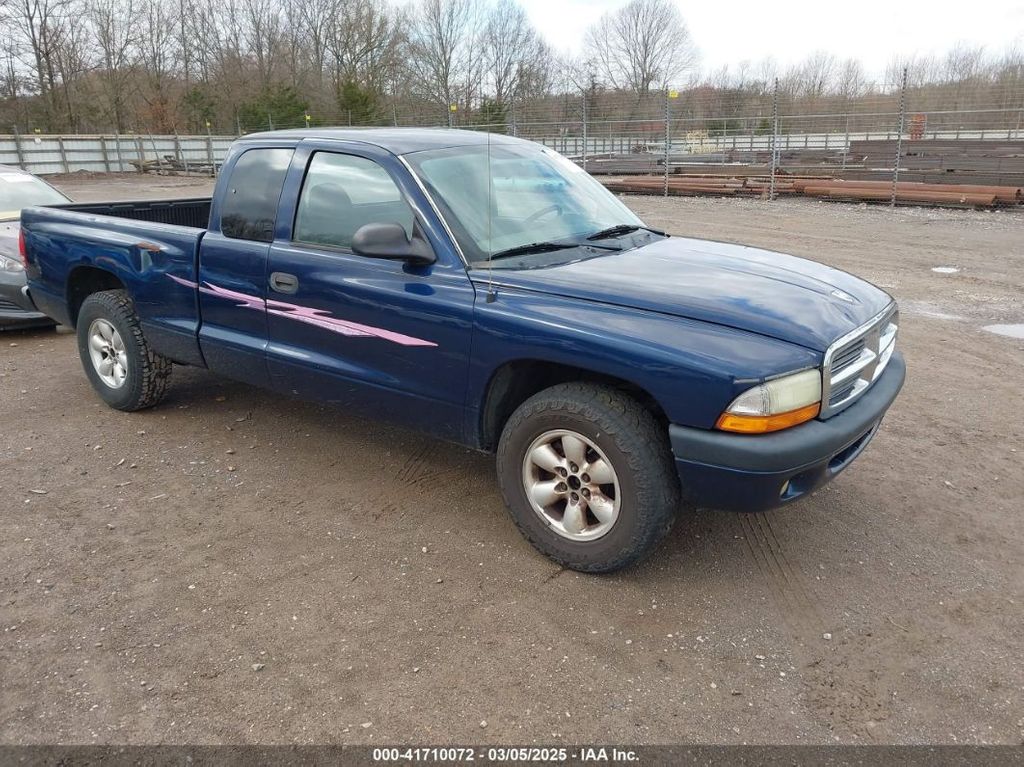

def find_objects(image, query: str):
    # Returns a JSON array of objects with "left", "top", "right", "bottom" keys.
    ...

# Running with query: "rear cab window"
[{"left": 220, "top": 148, "right": 293, "bottom": 242}]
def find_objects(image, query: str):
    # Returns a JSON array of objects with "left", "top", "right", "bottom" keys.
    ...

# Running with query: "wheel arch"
[
  {"left": 66, "top": 266, "right": 126, "bottom": 328},
  {"left": 477, "top": 358, "right": 670, "bottom": 452}
]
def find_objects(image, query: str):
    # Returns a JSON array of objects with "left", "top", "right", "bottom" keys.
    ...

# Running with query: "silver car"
[{"left": 0, "top": 165, "right": 70, "bottom": 329}]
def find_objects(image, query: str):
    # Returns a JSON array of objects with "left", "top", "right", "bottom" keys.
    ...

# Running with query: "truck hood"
[{"left": 477, "top": 237, "right": 893, "bottom": 352}]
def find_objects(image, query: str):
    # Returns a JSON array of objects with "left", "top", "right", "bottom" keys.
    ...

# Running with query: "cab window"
[
  {"left": 293, "top": 153, "right": 414, "bottom": 250},
  {"left": 220, "top": 148, "right": 293, "bottom": 242}
]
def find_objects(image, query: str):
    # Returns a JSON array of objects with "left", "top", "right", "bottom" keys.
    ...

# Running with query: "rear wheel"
[
  {"left": 76, "top": 289, "right": 171, "bottom": 411},
  {"left": 497, "top": 382, "right": 680, "bottom": 573}
]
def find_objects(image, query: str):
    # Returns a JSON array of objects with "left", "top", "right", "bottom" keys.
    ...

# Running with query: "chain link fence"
[{"left": 4, "top": 77, "right": 1023, "bottom": 206}]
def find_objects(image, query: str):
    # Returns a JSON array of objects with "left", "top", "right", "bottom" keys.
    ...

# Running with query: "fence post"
[
  {"left": 135, "top": 135, "right": 145, "bottom": 172},
  {"left": 581, "top": 95, "right": 588, "bottom": 171},
  {"left": 57, "top": 136, "right": 70, "bottom": 174},
  {"left": 12, "top": 126, "right": 26, "bottom": 170},
  {"left": 891, "top": 66, "right": 908, "bottom": 208},
  {"left": 663, "top": 89, "right": 670, "bottom": 197},
  {"left": 99, "top": 135, "right": 111, "bottom": 172},
  {"left": 769, "top": 78, "right": 779, "bottom": 201},
  {"left": 174, "top": 131, "right": 188, "bottom": 174},
  {"left": 842, "top": 114, "right": 850, "bottom": 172},
  {"left": 511, "top": 101, "right": 517, "bottom": 137},
  {"left": 206, "top": 123, "right": 215, "bottom": 176},
  {"left": 114, "top": 132, "right": 124, "bottom": 172}
]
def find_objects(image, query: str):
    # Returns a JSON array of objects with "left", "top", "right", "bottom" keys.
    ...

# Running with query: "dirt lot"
[{"left": 1, "top": 173, "right": 1022, "bottom": 745}]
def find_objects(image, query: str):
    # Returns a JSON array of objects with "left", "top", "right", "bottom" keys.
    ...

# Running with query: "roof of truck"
[{"left": 240, "top": 127, "right": 529, "bottom": 155}]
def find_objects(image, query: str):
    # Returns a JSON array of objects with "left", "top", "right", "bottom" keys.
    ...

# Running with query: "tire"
[
  {"left": 76, "top": 289, "right": 172, "bottom": 411},
  {"left": 497, "top": 382, "right": 680, "bottom": 573}
]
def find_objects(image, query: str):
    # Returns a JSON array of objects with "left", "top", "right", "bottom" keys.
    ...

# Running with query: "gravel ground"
[{"left": 1, "top": 173, "right": 1022, "bottom": 745}]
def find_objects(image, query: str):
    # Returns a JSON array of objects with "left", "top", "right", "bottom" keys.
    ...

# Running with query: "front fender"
[{"left": 468, "top": 286, "right": 822, "bottom": 432}]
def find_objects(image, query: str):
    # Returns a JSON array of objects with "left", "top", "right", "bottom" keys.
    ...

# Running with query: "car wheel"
[
  {"left": 497, "top": 382, "right": 680, "bottom": 573},
  {"left": 76, "top": 289, "right": 172, "bottom": 411}
]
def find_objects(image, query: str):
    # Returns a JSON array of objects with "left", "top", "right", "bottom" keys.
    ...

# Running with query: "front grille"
[
  {"left": 828, "top": 379, "right": 858, "bottom": 407},
  {"left": 830, "top": 338, "right": 866, "bottom": 374},
  {"left": 820, "top": 305, "right": 898, "bottom": 418}
]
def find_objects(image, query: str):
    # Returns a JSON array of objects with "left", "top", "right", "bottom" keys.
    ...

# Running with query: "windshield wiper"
[
  {"left": 586, "top": 224, "right": 666, "bottom": 241},
  {"left": 488, "top": 240, "right": 618, "bottom": 261}
]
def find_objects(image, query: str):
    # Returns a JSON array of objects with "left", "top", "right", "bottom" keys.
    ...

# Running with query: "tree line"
[{"left": 0, "top": 0, "right": 1021, "bottom": 135}]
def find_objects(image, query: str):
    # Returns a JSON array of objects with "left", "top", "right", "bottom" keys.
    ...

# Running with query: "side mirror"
[{"left": 351, "top": 222, "right": 436, "bottom": 265}]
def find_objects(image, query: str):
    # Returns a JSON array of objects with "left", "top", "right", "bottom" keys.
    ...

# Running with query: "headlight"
[
  {"left": 0, "top": 252, "right": 24, "bottom": 272},
  {"left": 716, "top": 369, "right": 822, "bottom": 434}
]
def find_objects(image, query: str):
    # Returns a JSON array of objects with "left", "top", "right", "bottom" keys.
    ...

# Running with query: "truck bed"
[
  {"left": 56, "top": 198, "right": 211, "bottom": 229},
  {"left": 21, "top": 199, "right": 210, "bottom": 366}
]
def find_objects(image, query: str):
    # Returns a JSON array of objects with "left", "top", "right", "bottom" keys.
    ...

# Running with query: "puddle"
[
  {"left": 931, "top": 267, "right": 960, "bottom": 274},
  {"left": 983, "top": 324, "right": 1024, "bottom": 339}
]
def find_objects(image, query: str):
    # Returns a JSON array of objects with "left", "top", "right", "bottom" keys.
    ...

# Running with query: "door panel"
[
  {"left": 265, "top": 244, "right": 475, "bottom": 442},
  {"left": 264, "top": 147, "right": 475, "bottom": 442},
  {"left": 196, "top": 145, "right": 294, "bottom": 387}
]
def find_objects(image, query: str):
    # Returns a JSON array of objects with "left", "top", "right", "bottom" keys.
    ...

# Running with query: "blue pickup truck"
[{"left": 20, "top": 129, "right": 904, "bottom": 572}]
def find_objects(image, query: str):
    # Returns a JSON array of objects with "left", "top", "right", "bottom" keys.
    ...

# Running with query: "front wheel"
[
  {"left": 76, "top": 289, "right": 172, "bottom": 411},
  {"left": 497, "top": 383, "right": 680, "bottom": 573}
]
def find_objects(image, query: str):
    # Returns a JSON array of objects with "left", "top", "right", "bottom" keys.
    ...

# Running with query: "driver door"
[{"left": 265, "top": 145, "right": 475, "bottom": 442}]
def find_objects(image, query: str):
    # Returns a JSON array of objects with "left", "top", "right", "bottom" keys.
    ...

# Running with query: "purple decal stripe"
[{"left": 169, "top": 274, "right": 437, "bottom": 347}]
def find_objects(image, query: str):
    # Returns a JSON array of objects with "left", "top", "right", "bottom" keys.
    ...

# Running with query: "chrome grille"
[
  {"left": 830, "top": 338, "right": 866, "bottom": 374},
  {"left": 820, "top": 304, "right": 898, "bottom": 418}
]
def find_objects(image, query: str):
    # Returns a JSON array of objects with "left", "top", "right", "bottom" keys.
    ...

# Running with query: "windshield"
[
  {"left": 405, "top": 142, "right": 644, "bottom": 264},
  {"left": 0, "top": 171, "right": 69, "bottom": 221}
]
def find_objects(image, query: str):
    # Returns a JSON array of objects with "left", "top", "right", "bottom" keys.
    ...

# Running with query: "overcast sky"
[{"left": 518, "top": 0, "right": 1024, "bottom": 80}]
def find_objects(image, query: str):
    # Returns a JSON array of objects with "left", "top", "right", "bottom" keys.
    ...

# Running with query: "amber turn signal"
[{"left": 715, "top": 402, "right": 821, "bottom": 434}]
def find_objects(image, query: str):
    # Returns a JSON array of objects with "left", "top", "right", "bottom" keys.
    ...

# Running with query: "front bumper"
[
  {"left": 670, "top": 352, "right": 905, "bottom": 512},
  {"left": 0, "top": 270, "right": 53, "bottom": 328}
]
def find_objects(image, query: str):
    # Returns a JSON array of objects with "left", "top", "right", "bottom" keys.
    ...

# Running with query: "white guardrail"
[{"left": 1, "top": 129, "right": 1021, "bottom": 176}]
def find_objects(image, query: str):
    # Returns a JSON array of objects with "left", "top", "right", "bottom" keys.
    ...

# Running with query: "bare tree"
[
  {"left": 240, "top": 0, "right": 284, "bottom": 92},
  {"left": 406, "top": 0, "right": 481, "bottom": 110},
  {"left": 88, "top": 0, "right": 137, "bottom": 130},
  {"left": 516, "top": 39, "right": 557, "bottom": 101},
  {"left": 942, "top": 43, "right": 987, "bottom": 84},
  {"left": 885, "top": 53, "right": 939, "bottom": 89},
  {"left": 583, "top": 0, "right": 696, "bottom": 94},
  {"left": 483, "top": 0, "right": 542, "bottom": 105},
  {"left": 48, "top": 0, "right": 90, "bottom": 130},
  {"left": 835, "top": 58, "right": 866, "bottom": 101},
  {"left": 325, "top": 0, "right": 401, "bottom": 92},
  {"left": 784, "top": 51, "right": 836, "bottom": 100},
  {"left": 5, "top": 0, "right": 77, "bottom": 127},
  {"left": 0, "top": 0, "right": 1021, "bottom": 138},
  {"left": 287, "top": 0, "right": 338, "bottom": 91},
  {"left": 137, "top": 0, "right": 176, "bottom": 130}
]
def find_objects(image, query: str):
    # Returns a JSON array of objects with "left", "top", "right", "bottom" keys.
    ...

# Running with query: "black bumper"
[
  {"left": 0, "top": 270, "right": 53, "bottom": 328},
  {"left": 669, "top": 352, "right": 906, "bottom": 512}
]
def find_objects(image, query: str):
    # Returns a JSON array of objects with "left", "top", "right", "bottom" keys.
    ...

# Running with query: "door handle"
[{"left": 270, "top": 272, "right": 299, "bottom": 295}]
